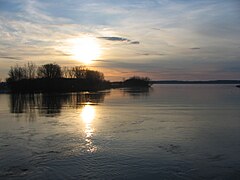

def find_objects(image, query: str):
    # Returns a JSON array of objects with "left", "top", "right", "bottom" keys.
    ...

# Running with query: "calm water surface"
[{"left": 0, "top": 85, "right": 240, "bottom": 179}]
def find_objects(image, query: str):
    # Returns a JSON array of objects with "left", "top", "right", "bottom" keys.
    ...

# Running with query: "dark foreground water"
[{"left": 0, "top": 85, "right": 240, "bottom": 179}]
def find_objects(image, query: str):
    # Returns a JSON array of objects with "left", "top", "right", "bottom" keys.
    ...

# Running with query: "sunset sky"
[{"left": 0, "top": 0, "right": 240, "bottom": 81}]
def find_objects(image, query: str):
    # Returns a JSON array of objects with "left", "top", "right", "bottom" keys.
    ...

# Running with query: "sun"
[{"left": 70, "top": 37, "right": 101, "bottom": 64}]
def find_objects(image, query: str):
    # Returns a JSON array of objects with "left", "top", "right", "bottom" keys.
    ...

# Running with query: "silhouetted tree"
[
  {"left": 6, "top": 63, "right": 111, "bottom": 92},
  {"left": 37, "top": 63, "right": 62, "bottom": 79},
  {"left": 124, "top": 76, "right": 151, "bottom": 87},
  {"left": 72, "top": 66, "right": 86, "bottom": 79},
  {"left": 7, "top": 65, "right": 27, "bottom": 81},
  {"left": 85, "top": 70, "right": 104, "bottom": 81},
  {"left": 25, "top": 62, "right": 37, "bottom": 79},
  {"left": 62, "top": 66, "right": 74, "bottom": 78}
]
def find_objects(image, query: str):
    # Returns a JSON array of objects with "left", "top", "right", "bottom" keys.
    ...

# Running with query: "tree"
[
  {"left": 124, "top": 76, "right": 151, "bottom": 87},
  {"left": 72, "top": 66, "right": 86, "bottom": 79},
  {"left": 25, "top": 62, "right": 37, "bottom": 79},
  {"left": 85, "top": 70, "right": 104, "bottom": 81},
  {"left": 62, "top": 67, "right": 74, "bottom": 78},
  {"left": 37, "top": 63, "right": 62, "bottom": 79},
  {"left": 7, "top": 65, "right": 27, "bottom": 81}
]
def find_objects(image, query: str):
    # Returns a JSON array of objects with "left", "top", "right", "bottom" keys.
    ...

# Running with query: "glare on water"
[
  {"left": 81, "top": 103, "right": 97, "bottom": 153},
  {"left": 81, "top": 103, "right": 95, "bottom": 124}
]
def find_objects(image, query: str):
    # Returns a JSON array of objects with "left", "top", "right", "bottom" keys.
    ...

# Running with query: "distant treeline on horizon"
[{"left": 152, "top": 80, "right": 240, "bottom": 84}]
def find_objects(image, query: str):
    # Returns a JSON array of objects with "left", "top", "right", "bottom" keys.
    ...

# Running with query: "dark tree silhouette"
[
  {"left": 6, "top": 62, "right": 150, "bottom": 93},
  {"left": 8, "top": 65, "right": 27, "bottom": 81},
  {"left": 85, "top": 70, "right": 104, "bottom": 81},
  {"left": 7, "top": 62, "right": 37, "bottom": 82},
  {"left": 124, "top": 76, "right": 151, "bottom": 87},
  {"left": 72, "top": 66, "right": 86, "bottom": 79},
  {"left": 25, "top": 62, "right": 37, "bottom": 79},
  {"left": 62, "top": 66, "right": 74, "bottom": 78},
  {"left": 37, "top": 63, "right": 62, "bottom": 79},
  {"left": 6, "top": 62, "right": 111, "bottom": 92}
]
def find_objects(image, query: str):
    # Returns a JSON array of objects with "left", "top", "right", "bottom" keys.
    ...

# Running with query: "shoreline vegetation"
[
  {"left": 0, "top": 62, "right": 239, "bottom": 93},
  {"left": 4, "top": 63, "right": 152, "bottom": 93}
]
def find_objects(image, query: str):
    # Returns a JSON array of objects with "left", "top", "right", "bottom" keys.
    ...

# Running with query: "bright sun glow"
[
  {"left": 81, "top": 104, "right": 95, "bottom": 124},
  {"left": 70, "top": 37, "right": 101, "bottom": 64}
]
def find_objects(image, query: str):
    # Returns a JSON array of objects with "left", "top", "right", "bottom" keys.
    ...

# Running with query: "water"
[{"left": 0, "top": 85, "right": 240, "bottom": 179}]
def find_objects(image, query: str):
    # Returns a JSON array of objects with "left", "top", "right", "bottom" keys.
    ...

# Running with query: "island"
[
  {"left": 6, "top": 63, "right": 151, "bottom": 93},
  {"left": 4, "top": 62, "right": 239, "bottom": 93}
]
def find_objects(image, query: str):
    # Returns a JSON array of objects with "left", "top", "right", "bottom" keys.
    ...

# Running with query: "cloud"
[
  {"left": 93, "top": 59, "right": 114, "bottom": 63},
  {"left": 151, "top": 28, "right": 166, "bottom": 31},
  {"left": 0, "top": 56, "right": 22, "bottom": 60},
  {"left": 130, "top": 41, "right": 140, "bottom": 44},
  {"left": 190, "top": 47, "right": 201, "bottom": 50},
  {"left": 137, "top": 53, "right": 166, "bottom": 56},
  {"left": 139, "top": 53, "right": 150, "bottom": 56},
  {"left": 98, "top": 36, "right": 140, "bottom": 45},
  {"left": 98, "top": 36, "right": 130, "bottom": 42}
]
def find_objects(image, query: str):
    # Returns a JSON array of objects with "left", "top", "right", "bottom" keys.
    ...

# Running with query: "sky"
[{"left": 0, "top": 0, "right": 240, "bottom": 81}]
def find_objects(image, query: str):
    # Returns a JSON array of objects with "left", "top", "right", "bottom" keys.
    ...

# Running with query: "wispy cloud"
[
  {"left": 98, "top": 36, "right": 140, "bottom": 45},
  {"left": 136, "top": 53, "right": 167, "bottom": 56},
  {"left": 130, "top": 41, "right": 140, "bottom": 44},
  {"left": 190, "top": 47, "right": 201, "bottom": 50},
  {"left": 0, "top": 56, "right": 22, "bottom": 60},
  {"left": 98, "top": 37, "right": 130, "bottom": 42}
]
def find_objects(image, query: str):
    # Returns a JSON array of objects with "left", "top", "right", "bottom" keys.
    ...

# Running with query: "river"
[{"left": 0, "top": 85, "right": 240, "bottom": 179}]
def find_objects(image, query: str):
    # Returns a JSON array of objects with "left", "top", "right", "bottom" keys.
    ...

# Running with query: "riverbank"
[
  {"left": 5, "top": 76, "right": 151, "bottom": 93},
  {"left": 7, "top": 78, "right": 111, "bottom": 93}
]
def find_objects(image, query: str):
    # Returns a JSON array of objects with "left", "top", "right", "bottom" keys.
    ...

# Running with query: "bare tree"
[
  {"left": 68, "top": 68, "right": 75, "bottom": 78},
  {"left": 72, "top": 66, "right": 86, "bottom": 79},
  {"left": 62, "top": 66, "right": 74, "bottom": 78},
  {"left": 25, "top": 62, "right": 37, "bottom": 79},
  {"left": 62, "top": 67, "right": 68, "bottom": 78},
  {"left": 37, "top": 63, "right": 62, "bottom": 79},
  {"left": 8, "top": 65, "right": 27, "bottom": 81}
]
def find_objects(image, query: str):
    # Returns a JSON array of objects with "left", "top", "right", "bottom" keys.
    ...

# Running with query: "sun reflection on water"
[
  {"left": 81, "top": 103, "right": 97, "bottom": 153},
  {"left": 81, "top": 103, "right": 95, "bottom": 124}
]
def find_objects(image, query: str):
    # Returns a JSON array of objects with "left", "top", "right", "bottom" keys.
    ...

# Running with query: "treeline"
[
  {"left": 7, "top": 62, "right": 110, "bottom": 92},
  {"left": 7, "top": 62, "right": 104, "bottom": 81}
]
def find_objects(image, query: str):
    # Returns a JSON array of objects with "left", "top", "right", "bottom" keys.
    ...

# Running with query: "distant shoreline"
[
  {"left": 1, "top": 80, "right": 240, "bottom": 94},
  {"left": 151, "top": 80, "right": 240, "bottom": 84}
]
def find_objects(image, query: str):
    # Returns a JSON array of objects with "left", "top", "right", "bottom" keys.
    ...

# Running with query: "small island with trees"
[{"left": 5, "top": 62, "right": 151, "bottom": 93}]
